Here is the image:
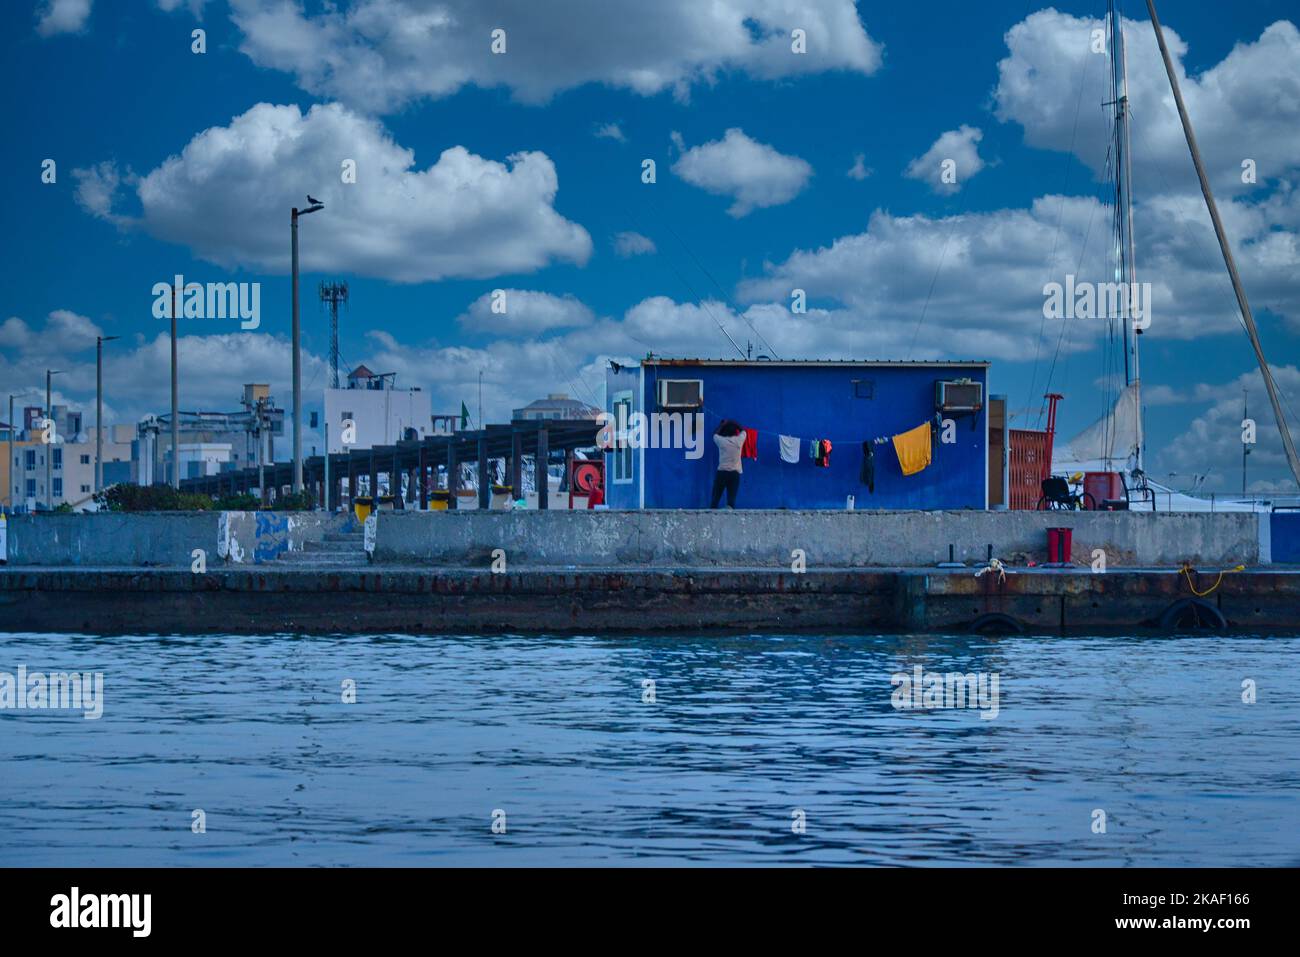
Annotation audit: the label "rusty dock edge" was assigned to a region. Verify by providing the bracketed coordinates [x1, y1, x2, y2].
[1, 566, 1297, 635]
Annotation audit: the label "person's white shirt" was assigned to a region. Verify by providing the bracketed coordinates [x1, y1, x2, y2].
[714, 432, 745, 473]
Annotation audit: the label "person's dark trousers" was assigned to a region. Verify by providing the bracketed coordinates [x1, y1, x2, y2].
[710, 469, 740, 508]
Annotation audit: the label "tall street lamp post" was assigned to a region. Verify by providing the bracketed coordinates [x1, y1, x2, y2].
[170, 282, 180, 489]
[291, 196, 324, 494]
[96, 335, 120, 493]
[4, 395, 11, 509]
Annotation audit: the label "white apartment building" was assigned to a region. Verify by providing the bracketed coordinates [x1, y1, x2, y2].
[12, 427, 133, 510]
[166, 443, 234, 480]
[324, 365, 433, 453]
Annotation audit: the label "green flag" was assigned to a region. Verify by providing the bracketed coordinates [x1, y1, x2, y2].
[460, 401, 470, 429]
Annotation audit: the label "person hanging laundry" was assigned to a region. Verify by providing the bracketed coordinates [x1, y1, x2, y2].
[814, 438, 832, 467]
[860, 442, 875, 492]
[740, 426, 758, 460]
[779, 434, 800, 464]
[892, 422, 932, 476]
[710, 419, 746, 508]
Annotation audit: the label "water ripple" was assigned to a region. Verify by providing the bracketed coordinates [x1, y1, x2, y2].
[0, 631, 1297, 866]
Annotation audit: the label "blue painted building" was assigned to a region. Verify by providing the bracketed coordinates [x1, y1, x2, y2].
[604, 358, 991, 510]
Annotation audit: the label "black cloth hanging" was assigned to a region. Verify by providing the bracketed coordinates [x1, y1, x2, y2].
[860, 441, 875, 493]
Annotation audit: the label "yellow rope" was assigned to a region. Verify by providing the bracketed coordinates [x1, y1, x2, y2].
[1180, 562, 1245, 598]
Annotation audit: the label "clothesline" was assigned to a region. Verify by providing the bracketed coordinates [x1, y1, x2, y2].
[700, 405, 931, 447]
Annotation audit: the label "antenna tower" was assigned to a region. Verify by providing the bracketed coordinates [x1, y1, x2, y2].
[319, 281, 348, 389]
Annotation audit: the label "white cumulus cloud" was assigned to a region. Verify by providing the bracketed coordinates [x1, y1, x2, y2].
[994, 11, 1300, 197]
[1159, 365, 1300, 492]
[737, 187, 1300, 353]
[35, 0, 92, 36]
[457, 289, 595, 336]
[904, 125, 985, 196]
[155, 0, 209, 14]
[75, 102, 592, 283]
[227, 0, 883, 112]
[847, 154, 871, 181]
[0, 309, 327, 433]
[671, 128, 813, 217]
[612, 231, 656, 257]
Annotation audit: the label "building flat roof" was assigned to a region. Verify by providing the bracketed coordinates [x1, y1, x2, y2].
[516, 396, 597, 410]
[638, 358, 989, 368]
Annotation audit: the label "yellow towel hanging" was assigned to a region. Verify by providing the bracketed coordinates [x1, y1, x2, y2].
[892, 422, 932, 477]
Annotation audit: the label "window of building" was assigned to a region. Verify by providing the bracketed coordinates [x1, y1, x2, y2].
[24, 450, 35, 470]
[611, 391, 633, 484]
[80, 484, 90, 494]
[80, 454, 90, 465]
[52, 448, 62, 470]
[53, 478, 63, 497]
[25, 480, 36, 498]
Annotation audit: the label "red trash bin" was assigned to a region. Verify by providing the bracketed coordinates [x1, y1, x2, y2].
[1084, 471, 1123, 507]
[1047, 527, 1073, 564]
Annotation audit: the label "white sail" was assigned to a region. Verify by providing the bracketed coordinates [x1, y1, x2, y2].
[1063, 383, 1141, 468]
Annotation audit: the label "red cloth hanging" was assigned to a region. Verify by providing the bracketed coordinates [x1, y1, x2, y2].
[815, 438, 832, 467]
[740, 427, 758, 459]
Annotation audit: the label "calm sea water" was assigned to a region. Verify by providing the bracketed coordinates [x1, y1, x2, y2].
[1, 631, 1297, 867]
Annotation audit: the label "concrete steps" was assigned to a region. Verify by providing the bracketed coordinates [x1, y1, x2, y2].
[278, 531, 368, 567]
[304, 538, 363, 553]
[276, 550, 368, 567]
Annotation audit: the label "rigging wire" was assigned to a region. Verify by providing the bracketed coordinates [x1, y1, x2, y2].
[1024, 21, 1097, 423]
[1041, 184, 1104, 401]
[617, 200, 750, 360]
[647, 203, 783, 360]
[906, 207, 961, 356]
[1126, 102, 1300, 444]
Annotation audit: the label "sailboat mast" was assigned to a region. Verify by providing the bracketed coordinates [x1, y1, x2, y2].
[1242, 390, 1249, 496]
[1145, 0, 1300, 488]
[1110, 2, 1143, 469]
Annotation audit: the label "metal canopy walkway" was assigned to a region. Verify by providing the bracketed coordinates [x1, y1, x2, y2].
[178, 419, 602, 511]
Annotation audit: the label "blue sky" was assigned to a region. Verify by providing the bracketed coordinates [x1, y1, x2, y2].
[3, 0, 1299, 491]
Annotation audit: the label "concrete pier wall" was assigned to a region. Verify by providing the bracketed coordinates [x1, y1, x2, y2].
[4, 512, 355, 566]
[3, 513, 219, 567]
[2, 566, 1295, 634]
[3, 509, 1263, 568]
[372, 509, 1263, 568]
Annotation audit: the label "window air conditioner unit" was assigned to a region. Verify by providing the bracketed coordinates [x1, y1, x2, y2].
[658, 379, 703, 410]
[936, 379, 983, 413]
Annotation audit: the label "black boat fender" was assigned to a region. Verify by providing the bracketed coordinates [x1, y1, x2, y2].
[967, 612, 1024, 635]
[1157, 597, 1227, 631]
